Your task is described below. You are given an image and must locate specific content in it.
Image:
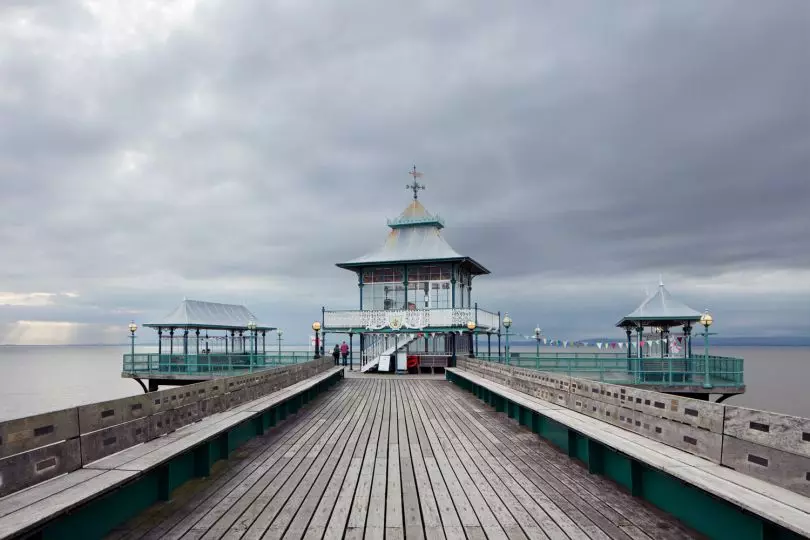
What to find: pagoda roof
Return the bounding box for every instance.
[337,200,489,274]
[144,299,276,331]
[616,281,702,328]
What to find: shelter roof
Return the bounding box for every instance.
[337,199,489,274]
[144,299,275,331]
[616,281,702,327]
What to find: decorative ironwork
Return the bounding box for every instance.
[324,307,498,331]
[406,165,426,200]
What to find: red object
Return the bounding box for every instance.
[407,355,419,370]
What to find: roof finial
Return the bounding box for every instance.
[406,165,425,200]
[659,274,664,287]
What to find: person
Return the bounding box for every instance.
[340,341,349,366]
[332,344,340,366]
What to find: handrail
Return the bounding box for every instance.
[0,358,336,498]
[122,352,314,376]
[473,353,744,388]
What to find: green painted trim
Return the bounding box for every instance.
[448,373,801,540]
[34,370,344,540]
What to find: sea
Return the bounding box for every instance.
[0,345,808,421]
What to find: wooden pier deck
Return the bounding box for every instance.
[107,378,699,540]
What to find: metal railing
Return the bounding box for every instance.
[122,352,315,377]
[474,352,744,388]
[323,306,500,331]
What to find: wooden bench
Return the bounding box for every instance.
[0,366,343,540]
[447,366,810,540]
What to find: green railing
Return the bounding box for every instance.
[475,352,744,388]
[122,352,315,377]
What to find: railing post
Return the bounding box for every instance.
[668,355,672,385]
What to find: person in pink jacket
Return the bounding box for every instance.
[340,341,349,366]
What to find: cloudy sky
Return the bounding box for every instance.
[1,0,808,344]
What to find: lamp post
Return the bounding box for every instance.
[534,325,542,357]
[503,313,512,365]
[467,321,476,358]
[128,321,137,359]
[700,309,714,389]
[247,319,257,354]
[277,329,283,360]
[312,321,321,359]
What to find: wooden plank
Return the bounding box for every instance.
[0,470,138,538]
[366,381,390,535]
[254,380,371,539]
[410,381,552,540]
[242,382,364,539]
[142,378,353,540]
[345,380,386,531]
[0,407,79,459]
[0,438,82,498]
[287,380,377,540]
[400,381,443,535]
[393,378,424,540]
[436,379,627,540]
[407,383,482,529]
[450,388,658,540]
[400,385,464,533]
[407,382,503,534]
[196,385,359,538]
[322,382,385,540]
[306,380,380,539]
[472,382,694,540]
[386,382,403,535]
[0,468,104,519]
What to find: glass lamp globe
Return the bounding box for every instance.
[700,310,713,328]
[247,320,257,331]
[277,329,283,337]
[467,321,476,331]
[503,314,512,328]
[128,322,137,333]
[534,326,541,338]
[312,321,322,332]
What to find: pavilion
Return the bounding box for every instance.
[123,299,277,391]
[616,279,703,358]
[323,169,501,373]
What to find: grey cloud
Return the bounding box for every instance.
[0,0,808,343]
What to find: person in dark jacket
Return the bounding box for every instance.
[332,344,340,366]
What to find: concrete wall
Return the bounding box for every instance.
[0,357,333,498]
[458,357,810,497]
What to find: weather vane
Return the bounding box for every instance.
[406,165,425,200]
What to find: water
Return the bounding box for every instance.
[0,345,808,421]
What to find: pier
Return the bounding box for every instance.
[1,358,809,540]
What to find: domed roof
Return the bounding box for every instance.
[337,199,488,274]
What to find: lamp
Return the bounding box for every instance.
[277,329,283,359]
[128,321,137,359]
[502,313,512,364]
[312,321,321,359]
[247,320,257,355]
[700,309,713,389]
[534,325,542,357]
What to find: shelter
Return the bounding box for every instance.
[616,280,702,359]
[324,169,501,373]
[145,299,276,357]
